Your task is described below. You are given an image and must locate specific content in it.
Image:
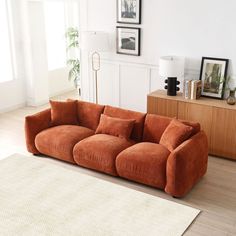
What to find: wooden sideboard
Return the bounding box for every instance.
[147,90,236,160]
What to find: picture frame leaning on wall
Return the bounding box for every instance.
[199,57,229,99]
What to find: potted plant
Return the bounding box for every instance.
[65,27,80,95]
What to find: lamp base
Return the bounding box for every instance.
[164,77,180,96]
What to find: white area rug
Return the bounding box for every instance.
[0,154,200,236]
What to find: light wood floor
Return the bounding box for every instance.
[0,90,236,235]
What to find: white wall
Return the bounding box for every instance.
[80,0,236,112]
[0,80,25,112]
[49,68,74,97]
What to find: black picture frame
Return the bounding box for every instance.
[117,0,141,24]
[199,57,229,99]
[116,26,141,56]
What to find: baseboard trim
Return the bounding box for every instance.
[0,89,77,113]
[49,88,76,98]
[27,99,49,107]
[0,102,26,114]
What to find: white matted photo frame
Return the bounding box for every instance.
[116,26,141,56]
[117,0,141,24]
[199,57,229,99]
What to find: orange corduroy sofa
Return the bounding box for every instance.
[25,100,208,197]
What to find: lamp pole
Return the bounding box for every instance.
[81,31,109,104]
[92,51,100,104]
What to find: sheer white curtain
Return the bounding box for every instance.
[44,0,79,71]
[0,0,14,83]
[44,0,67,71]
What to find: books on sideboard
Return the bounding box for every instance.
[184,80,201,100]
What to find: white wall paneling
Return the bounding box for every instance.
[99,59,160,112]
[150,68,161,93]
[80,0,236,112]
[84,57,201,112]
[97,61,119,107]
[119,65,150,112]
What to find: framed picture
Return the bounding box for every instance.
[199,57,229,99]
[116,27,141,56]
[117,0,141,24]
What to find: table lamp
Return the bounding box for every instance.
[159,56,185,96]
[81,31,110,103]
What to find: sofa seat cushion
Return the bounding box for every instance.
[116,142,170,189]
[35,125,94,163]
[73,134,134,176]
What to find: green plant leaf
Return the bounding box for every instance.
[65,27,80,87]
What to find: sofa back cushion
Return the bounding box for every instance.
[68,99,105,131]
[50,100,78,126]
[95,114,135,139]
[143,114,200,143]
[103,105,146,142]
[77,101,105,131]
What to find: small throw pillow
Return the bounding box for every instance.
[95,114,135,139]
[50,100,78,126]
[160,119,193,151]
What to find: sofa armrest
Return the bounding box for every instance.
[25,109,51,154]
[165,131,208,197]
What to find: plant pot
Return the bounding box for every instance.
[226,90,236,105]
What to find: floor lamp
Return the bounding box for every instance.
[82,31,110,104]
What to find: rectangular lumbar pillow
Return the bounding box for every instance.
[160,118,193,151]
[50,100,78,126]
[95,114,135,139]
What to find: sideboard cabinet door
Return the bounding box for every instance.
[147,90,236,160]
[177,102,213,152]
[211,107,236,160]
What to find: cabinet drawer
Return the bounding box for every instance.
[147,96,178,117]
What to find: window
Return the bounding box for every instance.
[44,0,67,71]
[0,0,14,82]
